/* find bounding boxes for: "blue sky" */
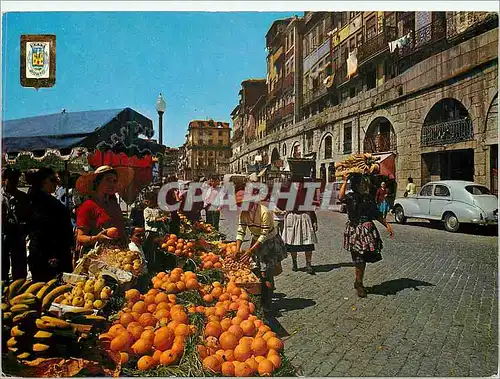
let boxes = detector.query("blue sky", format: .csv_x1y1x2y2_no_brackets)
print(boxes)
2,11,297,147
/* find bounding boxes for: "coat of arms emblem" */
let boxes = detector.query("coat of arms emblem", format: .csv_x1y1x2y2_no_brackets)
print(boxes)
27,42,50,78
21,35,56,88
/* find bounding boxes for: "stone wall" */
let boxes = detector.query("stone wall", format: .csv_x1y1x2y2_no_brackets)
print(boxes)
231,28,498,194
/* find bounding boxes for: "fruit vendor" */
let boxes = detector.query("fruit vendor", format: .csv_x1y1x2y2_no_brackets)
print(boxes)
143,190,169,268
25,168,74,281
339,173,394,298
75,166,134,261
234,190,287,311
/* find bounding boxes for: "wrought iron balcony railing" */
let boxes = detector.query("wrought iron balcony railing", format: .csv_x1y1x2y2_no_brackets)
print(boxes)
302,85,329,106
334,62,348,87
421,118,473,147
398,18,446,58
364,133,397,153
446,12,497,40
358,27,397,63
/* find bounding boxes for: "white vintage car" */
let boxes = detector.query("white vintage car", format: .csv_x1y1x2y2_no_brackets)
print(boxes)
393,180,498,232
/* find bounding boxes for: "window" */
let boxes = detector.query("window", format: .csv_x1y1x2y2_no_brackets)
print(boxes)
366,16,377,39
420,185,433,197
465,185,491,195
343,123,352,154
324,135,332,159
349,87,356,98
356,32,363,47
349,37,356,53
434,185,450,197
367,68,377,90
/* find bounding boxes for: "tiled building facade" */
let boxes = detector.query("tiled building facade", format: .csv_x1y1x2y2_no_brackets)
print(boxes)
230,11,498,196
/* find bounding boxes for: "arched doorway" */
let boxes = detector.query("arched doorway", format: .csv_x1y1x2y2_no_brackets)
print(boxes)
323,135,333,159
421,98,474,183
271,147,281,164
486,94,498,194
364,117,397,153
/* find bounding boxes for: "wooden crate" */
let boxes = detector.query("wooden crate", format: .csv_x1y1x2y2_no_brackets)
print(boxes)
235,281,261,295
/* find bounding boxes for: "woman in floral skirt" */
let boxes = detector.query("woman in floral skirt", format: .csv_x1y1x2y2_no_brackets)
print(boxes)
339,174,394,297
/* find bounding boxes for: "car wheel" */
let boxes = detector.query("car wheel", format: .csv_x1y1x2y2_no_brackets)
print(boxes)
394,206,407,224
443,212,460,232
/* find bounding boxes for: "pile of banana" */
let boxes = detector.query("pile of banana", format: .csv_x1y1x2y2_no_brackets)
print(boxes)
335,153,381,177
53,275,113,310
2,278,109,362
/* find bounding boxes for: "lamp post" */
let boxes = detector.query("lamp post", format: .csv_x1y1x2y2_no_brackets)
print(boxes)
155,93,166,182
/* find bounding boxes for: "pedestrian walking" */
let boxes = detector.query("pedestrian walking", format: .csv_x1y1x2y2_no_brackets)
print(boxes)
375,182,390,218
339,173,394,298
404,177,416,197
26,168,74,282
1,167,30,283
278,175,318,275
235,190,287,311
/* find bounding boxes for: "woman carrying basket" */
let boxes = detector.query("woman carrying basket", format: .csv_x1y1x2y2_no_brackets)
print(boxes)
339,173,394,298
235,190,287,311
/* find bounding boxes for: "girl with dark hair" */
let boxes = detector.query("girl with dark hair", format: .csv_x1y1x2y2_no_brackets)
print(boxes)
339,173,394,298
26,168,74,281
75,166,134,264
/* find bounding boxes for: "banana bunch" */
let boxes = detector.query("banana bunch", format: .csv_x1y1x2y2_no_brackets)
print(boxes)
53,275,112,310
335,153,381,178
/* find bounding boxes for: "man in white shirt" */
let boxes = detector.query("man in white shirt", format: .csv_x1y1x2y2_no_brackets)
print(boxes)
405,177,417,197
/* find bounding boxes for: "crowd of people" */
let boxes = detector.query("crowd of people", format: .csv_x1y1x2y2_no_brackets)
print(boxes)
2,164,399,305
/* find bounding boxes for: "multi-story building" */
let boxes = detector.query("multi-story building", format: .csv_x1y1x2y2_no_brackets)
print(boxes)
182,119,231,180
230,79,267,173
230,11,498,195
163,147,180,178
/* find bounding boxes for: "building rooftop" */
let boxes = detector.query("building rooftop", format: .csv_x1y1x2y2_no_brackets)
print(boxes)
188,120,230,129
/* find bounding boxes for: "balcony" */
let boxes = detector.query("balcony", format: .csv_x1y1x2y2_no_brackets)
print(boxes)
268,78,283,99
231,129,243,142
283,73,294,89
364,133,397,153
334,62,348,87
421,118,473,147
303,86,329,106
446,12,498,41
358,27,397,64
398,18,446,58
281,103,294,117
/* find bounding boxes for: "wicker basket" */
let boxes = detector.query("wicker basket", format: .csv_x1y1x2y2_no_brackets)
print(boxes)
235,281,261,295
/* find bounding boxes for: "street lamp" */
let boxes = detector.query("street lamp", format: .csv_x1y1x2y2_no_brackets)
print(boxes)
155,93,166,182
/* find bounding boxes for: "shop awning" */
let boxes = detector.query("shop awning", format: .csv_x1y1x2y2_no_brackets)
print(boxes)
2,108,159,157
373,152,396,179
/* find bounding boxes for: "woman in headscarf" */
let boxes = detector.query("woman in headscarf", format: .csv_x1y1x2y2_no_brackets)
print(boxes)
235,190,287,311
26,168,74,281
339,174,394,298
75,166,134,263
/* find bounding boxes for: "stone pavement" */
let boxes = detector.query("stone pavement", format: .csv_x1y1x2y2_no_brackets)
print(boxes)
219,209,498,377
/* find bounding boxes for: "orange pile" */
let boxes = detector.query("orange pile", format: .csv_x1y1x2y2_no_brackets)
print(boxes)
196,281,284,376
151,268,200,294
99,287,194,371
199,252,223,270
161,234,196,258
218,242,238,258
194,221,214,234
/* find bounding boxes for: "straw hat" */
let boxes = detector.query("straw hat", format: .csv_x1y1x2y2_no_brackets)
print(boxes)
76,165,135,196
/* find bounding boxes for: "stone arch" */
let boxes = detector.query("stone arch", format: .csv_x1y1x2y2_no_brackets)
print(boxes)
484,93,498,137
290,141,301,158
421,98,472,147
319,132,334,160
270,147,281,164
364,117,397,153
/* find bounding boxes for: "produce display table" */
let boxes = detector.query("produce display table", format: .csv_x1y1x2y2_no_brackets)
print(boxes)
1,214,297,377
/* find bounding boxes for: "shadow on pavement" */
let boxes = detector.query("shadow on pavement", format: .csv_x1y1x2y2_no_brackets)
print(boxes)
404,221,498,237
264,313,290,338
271,293,316,312
298,262,354,273
365,278,435,296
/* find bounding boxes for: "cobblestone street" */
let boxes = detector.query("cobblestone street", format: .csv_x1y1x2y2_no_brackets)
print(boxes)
219,209,498,377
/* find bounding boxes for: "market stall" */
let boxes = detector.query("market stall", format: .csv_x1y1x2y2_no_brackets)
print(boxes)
1,215,297,377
